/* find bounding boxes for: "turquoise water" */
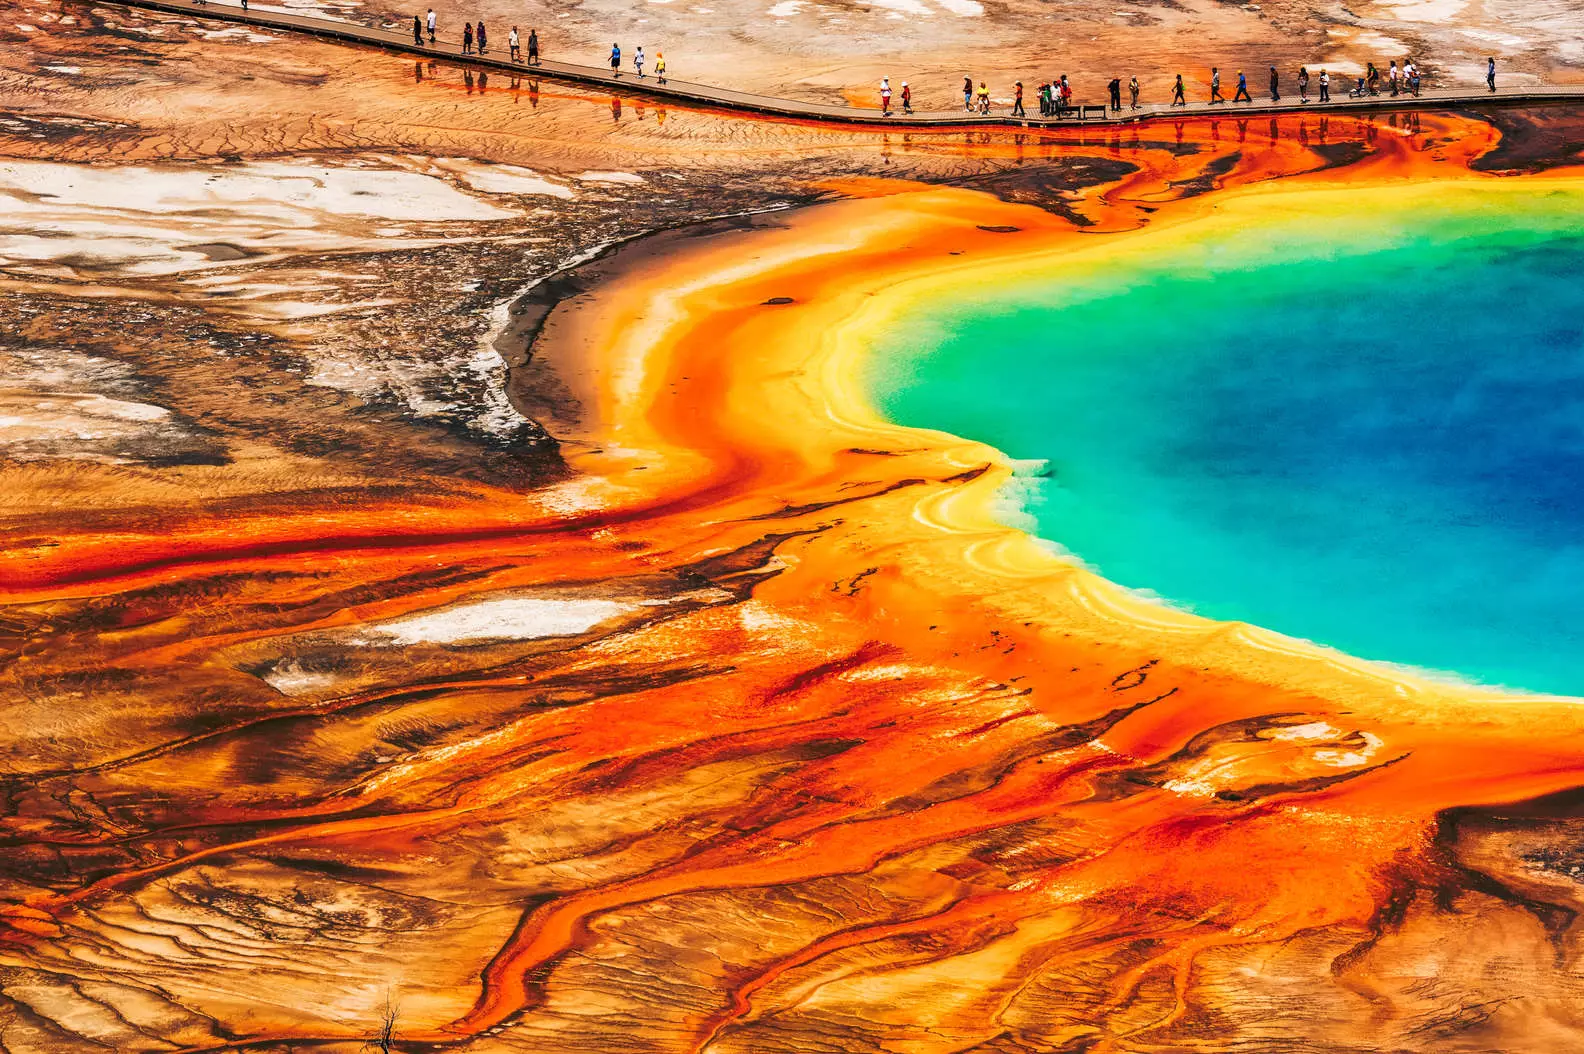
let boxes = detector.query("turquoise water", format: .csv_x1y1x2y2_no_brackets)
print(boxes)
868,189,1584,696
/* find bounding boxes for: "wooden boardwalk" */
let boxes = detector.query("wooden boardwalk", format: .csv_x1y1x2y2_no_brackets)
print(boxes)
107,0,1584,127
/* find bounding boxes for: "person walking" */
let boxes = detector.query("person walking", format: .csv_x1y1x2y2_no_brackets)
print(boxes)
1059,74,1071,112
1233,69,1251,102
1209,67,1224,103
1129,75,1140,108
1108,76,1122,110
475,20,486,52
462,21,473,53
881,75,893,115
635,45,645,77
610,42,621,77
527,28,539,64
1012,80,1025,117
901,81,912,114
1318,67,1330,102
508,25,520,61
1388,60,1399,95
413,14,423,45
1298,66,1310,102
1406,58,1420,95
1268,65,1279,101
977,80,990,114
1366,62,1379,94
426,8,436,43
1171,73,1186,106
656,50,666,83
241,0,247,10
963,76,974,111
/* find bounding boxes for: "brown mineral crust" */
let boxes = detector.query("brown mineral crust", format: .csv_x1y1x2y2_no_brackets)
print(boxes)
6,7,1584,1051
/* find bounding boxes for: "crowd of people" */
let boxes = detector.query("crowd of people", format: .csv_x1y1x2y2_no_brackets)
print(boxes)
407,14,677,84
393,12,1501,118
412,8,544,66
875,56,1499,116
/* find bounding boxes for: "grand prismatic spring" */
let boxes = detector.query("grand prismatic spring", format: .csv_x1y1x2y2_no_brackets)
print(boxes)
5,2,1584,1051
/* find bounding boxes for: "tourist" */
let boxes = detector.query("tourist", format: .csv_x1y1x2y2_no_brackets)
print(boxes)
462,21,473,53
1388,60,1399,96
1108,76,1122,110
1210,67,1224,104
241,0,247,10
1406,58,1420,95
656,51,666,84
963,76,974,111
1318,68,1330,102
1366,62,1379,94
1129,75,1140,108
413,14,423,45
610,42,621,77
508,25,520,61
881,76,893,115
901,81,912,114
1234,70,1251,102
1268,65,1279,101
636,45,647,78
977,80,990,114
1039,82,1052,116
426,8,435,43
1171,73,1186,106
1487,56,1496,92
1060,74,1071,112
528,28,539,64
1012,80,1025,117
476,20,486,52
1298,66,1310,102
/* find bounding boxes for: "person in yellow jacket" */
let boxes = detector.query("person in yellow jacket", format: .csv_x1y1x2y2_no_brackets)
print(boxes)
656,51,667,84
975,80,990,114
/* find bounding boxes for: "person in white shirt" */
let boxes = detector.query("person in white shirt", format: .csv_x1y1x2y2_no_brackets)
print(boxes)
425,8,436,43
880,76,892,115
509,26,520,62
635,45,645,78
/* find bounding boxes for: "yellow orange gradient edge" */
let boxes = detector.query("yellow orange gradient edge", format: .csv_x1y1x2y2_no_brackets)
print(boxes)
549,157,1584,738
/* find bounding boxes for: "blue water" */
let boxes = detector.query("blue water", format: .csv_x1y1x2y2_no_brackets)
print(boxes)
868,192,1584,695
